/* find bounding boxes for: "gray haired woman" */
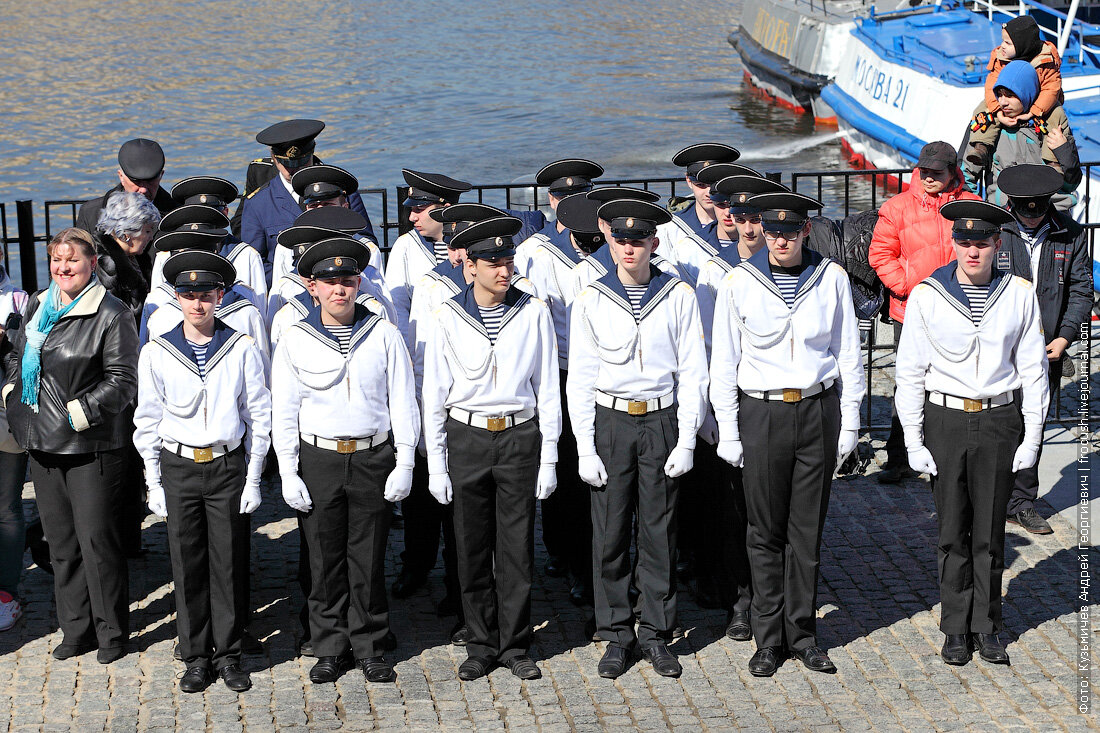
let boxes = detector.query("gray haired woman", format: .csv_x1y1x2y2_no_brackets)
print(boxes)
94,191,161,321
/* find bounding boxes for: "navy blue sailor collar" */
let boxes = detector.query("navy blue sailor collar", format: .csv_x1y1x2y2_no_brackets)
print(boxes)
543,222,582,265
449,283,531,340
592,264,679,321
716,244,744,269
156,318,244,377
741,245,829,302
431,259,467,289
675,204,709,239
300,302,381,352
926,262,1009,318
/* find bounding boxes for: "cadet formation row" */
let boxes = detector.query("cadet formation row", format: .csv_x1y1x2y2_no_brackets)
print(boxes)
0,120,1085,695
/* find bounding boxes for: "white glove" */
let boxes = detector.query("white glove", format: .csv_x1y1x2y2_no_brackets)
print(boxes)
907,446,938,476
697,411,719,445
535,464,557,500
281,473,313,512
837,429,858,461
239,482,261,514
663,446,694,478
384,466,415,502
429,473,453,504
717,440,744,468
1012,444,1039,472
578,454,607,488
147,483,167,518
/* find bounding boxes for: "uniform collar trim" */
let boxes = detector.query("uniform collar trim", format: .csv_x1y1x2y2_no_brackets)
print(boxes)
299,303,381,352
155,319,243,377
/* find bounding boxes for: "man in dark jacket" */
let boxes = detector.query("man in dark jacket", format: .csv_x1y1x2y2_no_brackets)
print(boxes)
76,139,176,235
995,165,1093,534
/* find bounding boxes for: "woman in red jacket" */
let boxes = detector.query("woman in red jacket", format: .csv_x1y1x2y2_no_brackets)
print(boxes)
868,141,981,483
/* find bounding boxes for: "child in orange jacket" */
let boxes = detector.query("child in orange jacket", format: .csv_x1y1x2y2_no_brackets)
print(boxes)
965,15,1064,166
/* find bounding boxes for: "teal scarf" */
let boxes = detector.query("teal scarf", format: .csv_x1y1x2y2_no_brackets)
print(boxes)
21,278,94,412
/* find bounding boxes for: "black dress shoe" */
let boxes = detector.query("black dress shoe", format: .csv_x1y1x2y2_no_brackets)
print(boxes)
309,652,353,683
53,639,97,660
569,580,593,607
218,664,252,692
748,646,784,677
97,645,126,664
458,655,495,681
597,645,632,679
1007,507,1053,535
436,594,460,617
450,622,470,646
179,666,213,693
359,656,396,682
544,555,567,578
791,646,836,673
240,630,263,655
877,463,914,484
503,655,541,680
298,639,314,658
941,634,973,666
642,644,682,677
725,611,752,642
381,630,397,651
390,568,427,598
974,633,1010,664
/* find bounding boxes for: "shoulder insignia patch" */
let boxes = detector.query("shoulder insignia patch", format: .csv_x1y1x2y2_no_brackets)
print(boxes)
1014,276,1034,289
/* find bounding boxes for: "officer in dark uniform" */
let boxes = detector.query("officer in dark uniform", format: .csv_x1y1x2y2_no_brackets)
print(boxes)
995,165,1093,535
76,138,177,234
235,120,377,284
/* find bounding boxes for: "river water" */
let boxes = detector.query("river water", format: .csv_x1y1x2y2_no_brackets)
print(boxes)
0,0,851,217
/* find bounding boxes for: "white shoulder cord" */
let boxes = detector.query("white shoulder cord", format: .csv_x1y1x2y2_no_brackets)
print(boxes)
725,289,791,349
441,325,495,380
917,306,979,375
579,301,638,365
158,362,205,419
289,344,349,391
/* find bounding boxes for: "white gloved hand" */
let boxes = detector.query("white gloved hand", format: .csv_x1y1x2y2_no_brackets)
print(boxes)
837,429,858,461
663,446,694,478
578,454,607,488
907,446,938,476
239,482,262,514
698,411,719,445
429,473,453,504
1012,443,1040,472
384,466,415,502
717,440,744,468
535,464,557,500
281,473,313,512
147,483,167,518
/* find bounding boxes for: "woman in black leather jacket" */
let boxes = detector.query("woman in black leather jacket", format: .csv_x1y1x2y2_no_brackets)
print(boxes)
2,227,139,663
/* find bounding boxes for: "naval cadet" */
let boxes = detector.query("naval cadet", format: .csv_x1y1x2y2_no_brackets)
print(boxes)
273,238,419,684
655,143,742,286
710,192,866,677
164,176,268,307
524,193,608,606
77,138,177,234
567,199,708,680
896,200,1049,666
689,173,788,635
422,217,561,681
513,158,604,275
995,165,1093,536
384,169,472,345
237,120,376,285
133,251,271,694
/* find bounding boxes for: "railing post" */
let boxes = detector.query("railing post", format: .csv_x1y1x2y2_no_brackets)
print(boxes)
15,200,38,292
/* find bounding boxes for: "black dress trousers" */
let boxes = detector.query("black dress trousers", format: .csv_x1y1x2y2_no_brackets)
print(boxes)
739,387,840,652
161,446,250,670
400,452,459,595
540,371,591,583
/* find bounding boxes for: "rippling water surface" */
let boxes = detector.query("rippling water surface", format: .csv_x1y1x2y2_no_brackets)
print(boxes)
0,0,849,207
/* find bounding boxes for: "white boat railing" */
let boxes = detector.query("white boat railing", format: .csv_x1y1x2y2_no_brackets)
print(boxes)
968,0,1100,64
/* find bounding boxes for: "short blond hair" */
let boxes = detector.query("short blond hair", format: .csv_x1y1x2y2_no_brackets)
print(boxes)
47,227,97,259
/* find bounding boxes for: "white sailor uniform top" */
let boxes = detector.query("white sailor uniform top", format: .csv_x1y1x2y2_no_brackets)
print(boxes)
150,240,269,318
271,233,384,287
142,283,272,379
895,265,1049,450
570,245,682,303
266,265,394,333
567,266,708,457
514,220,570,277
695,245,744,359
709,247,866,441
269,290,391,350
133,320,272,488
271,303,420,476
524,231,589,370
422,285,561,475
383,230,447,343
655,206,718,288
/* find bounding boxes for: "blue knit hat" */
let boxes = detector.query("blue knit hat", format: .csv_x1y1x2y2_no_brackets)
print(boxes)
994,60,1040,111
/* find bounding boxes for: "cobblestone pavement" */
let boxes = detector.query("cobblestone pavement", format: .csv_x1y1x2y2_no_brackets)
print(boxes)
1,347,1096,732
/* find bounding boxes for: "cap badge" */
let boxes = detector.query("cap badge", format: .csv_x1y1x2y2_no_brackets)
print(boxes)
778,211,786,221
286,145,300,158
626,218,635,227
566,177,574,186
314,184,322,193
738,194,747,203
189,272,197,282
966,220,974,229
190,223,200,230
595,235,604,243
1028,201,1036,209
495,237,503,246
199,194,208,204
702,161,710,168
334,257,343,266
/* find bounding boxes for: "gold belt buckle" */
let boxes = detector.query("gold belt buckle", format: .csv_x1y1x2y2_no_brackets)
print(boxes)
486,417,508,432
627,400,648,416
336,439,357,454
962,398,983,413
193,447,214,463
782,388,802,403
